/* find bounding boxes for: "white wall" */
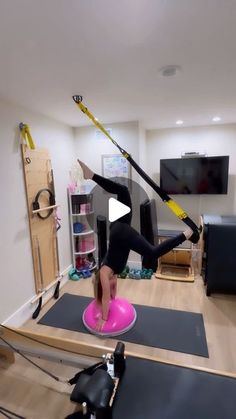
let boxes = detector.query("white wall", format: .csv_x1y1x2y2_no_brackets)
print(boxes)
4,109,235,323
147,124,236,230
0,99,75,323
74,121,141,182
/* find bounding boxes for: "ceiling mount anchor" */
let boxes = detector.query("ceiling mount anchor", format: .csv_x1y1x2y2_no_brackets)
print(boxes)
72,95,83,104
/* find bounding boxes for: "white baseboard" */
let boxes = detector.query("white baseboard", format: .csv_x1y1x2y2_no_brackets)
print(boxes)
3,265,72,328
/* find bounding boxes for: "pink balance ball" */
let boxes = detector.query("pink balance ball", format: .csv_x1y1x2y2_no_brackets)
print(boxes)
83,297,136,337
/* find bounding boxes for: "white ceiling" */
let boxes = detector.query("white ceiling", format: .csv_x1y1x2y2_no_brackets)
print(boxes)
1,0,236,129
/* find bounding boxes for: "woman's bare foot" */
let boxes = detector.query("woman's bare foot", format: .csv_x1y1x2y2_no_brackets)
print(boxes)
184,227,200,243
77,160,94,180
183,227,193,240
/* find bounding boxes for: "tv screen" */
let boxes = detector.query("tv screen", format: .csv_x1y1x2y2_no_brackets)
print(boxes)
160,156,229,195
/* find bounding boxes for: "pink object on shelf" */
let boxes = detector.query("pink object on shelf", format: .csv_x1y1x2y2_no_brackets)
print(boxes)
83,297,137,336
80,203,91,214
80,237,94,252
68,182,77,193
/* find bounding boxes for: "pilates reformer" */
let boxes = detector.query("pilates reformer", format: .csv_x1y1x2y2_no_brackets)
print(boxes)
0,326,125,419
66,341,126,419
1,326,236,419
1,101,233,417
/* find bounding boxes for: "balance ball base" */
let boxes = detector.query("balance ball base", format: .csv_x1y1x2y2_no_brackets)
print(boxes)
83,297,136,337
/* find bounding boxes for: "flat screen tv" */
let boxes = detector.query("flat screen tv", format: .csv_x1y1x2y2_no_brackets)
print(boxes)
160,156,229,195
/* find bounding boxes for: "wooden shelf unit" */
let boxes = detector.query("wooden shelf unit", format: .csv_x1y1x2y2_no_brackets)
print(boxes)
155,230,195,282
68,192,96,269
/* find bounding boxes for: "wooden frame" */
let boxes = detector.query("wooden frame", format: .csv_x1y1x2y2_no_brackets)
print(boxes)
156,263,195,282
21,144,59,295
155,220,204,282
156,240,195,282
1,326,236,379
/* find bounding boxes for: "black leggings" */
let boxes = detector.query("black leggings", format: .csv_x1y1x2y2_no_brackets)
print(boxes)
93,173,132,224
120,223,185,259
93,174,186,272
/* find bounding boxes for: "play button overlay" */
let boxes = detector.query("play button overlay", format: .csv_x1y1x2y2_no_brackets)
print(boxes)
108,197,131,222
86,176,149,233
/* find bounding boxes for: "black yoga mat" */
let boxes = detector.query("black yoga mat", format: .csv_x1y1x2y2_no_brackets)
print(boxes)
39,293,208,357
111,356,236,419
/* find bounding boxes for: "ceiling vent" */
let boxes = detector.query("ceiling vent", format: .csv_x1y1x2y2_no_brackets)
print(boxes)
159,65,182,77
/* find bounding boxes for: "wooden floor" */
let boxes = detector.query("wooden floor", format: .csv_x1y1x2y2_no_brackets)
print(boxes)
1,275,236,418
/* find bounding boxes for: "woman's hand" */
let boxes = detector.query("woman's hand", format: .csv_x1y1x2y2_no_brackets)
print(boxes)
95,317,106,332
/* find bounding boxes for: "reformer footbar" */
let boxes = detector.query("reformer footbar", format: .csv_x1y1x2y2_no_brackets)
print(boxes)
72,95,201,243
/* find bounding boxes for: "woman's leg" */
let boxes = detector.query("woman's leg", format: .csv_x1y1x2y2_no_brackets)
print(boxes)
92,173,132,225
121,224,187,259
78,160,131,208
78,160,132,224
92,173,132,208
78,160,190,258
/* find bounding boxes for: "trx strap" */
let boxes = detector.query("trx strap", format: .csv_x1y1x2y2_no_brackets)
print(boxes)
0,406,26,419
0,335,66,384
0,325,70,384
19,123,36,150
72,95,200,242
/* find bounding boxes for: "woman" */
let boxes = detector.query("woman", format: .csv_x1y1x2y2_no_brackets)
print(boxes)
78,160,194,331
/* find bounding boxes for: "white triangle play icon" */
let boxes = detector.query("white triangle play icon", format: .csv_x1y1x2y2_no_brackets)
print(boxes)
109,198,131,222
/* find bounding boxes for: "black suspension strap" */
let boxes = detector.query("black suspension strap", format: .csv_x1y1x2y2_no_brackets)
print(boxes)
72,95,200,242
0,406,25,419
0,335,67,384
0,325,105,386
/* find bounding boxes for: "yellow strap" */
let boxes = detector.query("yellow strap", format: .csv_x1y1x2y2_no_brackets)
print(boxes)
73,97,200,230
166,200,187,219
76,102,119,148
20,124,36,150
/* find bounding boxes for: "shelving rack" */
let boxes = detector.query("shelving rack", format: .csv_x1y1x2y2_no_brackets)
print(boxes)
68,192,97,270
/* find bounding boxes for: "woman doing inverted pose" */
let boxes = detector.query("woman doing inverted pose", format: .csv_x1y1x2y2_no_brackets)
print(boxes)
78,160,195,331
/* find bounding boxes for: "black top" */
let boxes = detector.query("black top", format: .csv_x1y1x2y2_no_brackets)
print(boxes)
103,222,131,274
93,174,132,273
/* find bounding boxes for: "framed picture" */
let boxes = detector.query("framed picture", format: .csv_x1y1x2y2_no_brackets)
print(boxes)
102,154,132,189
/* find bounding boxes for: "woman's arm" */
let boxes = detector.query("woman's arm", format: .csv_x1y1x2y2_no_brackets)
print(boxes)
94,267,112,332
100,269,111,321
110,275,117,299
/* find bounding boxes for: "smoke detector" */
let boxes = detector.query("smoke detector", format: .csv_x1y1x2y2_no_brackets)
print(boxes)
159,65,182,77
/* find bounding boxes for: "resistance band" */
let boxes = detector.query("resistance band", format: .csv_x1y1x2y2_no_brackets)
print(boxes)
32,188,55,220
73,96,201,242
19,123,36,150
0,325,112,387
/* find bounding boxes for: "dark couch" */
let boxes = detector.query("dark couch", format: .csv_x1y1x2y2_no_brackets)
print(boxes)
204,218,236,296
